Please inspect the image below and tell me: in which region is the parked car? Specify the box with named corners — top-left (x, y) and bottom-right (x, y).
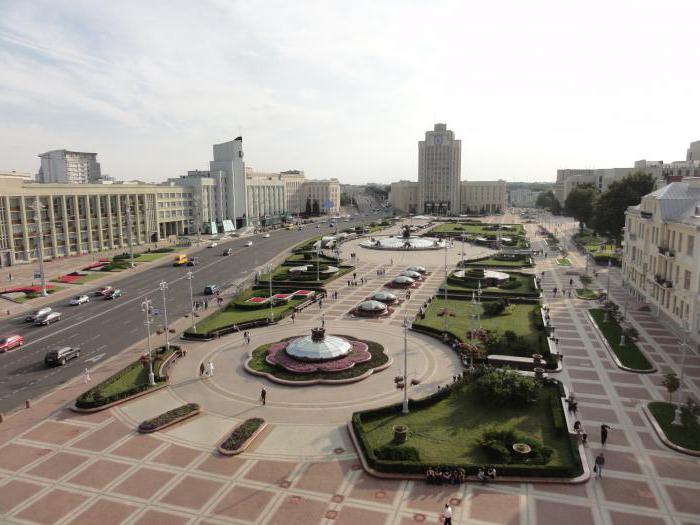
top-left (244, 241), bottom-right (253, 247)
top-left (0, 335), bottom-right (24, 352)
top-left (204, 284), bottom-right (219, 295)
top-left (44, 346), bottom-right (80, 366)
top-left (35, 311), bottom-right (62, 326)
top-left (25, 307), bottom-right (52, 323)
top-left (207, 242), bottom-right (218, 248)
top-left (223, 248), bottom-right (233, 256)
top-left (186, 257), bottom-right (200, 266)
top-left (69, 295), bottom-right (90, 306)
top-left (104, 289), bottom-right (122, 300)
top-left (95, 286), bottom-right (113, 296)
top-left (263, 233), bottom-right (270, 238)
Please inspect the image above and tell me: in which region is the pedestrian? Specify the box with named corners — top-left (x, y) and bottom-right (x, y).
top-left (83, 367), bottom-right (91, 384)
top-left (200, 362), bottom-right (206, 376)
top-left (353, 272), bottom-right (357, 280)
top-left (594, 453), bottom-right (605, 479)
top-left (443, 503), bottom-right (452, 525)
top-left (321, 314), bottom-right (325, 328)
top-left (291, 312), bottom-right (296, 324)
top-left (260, 387), bottom-right (267, 405)
top-left (7, 272), bottom-right (11, 281)
top-left (569, 278), bottom-right (573, 286)
top-left (319, 298), bottom-right (323, 309)
top-left (204, 300), bottom-right (208, 310)
top-left (208, 361), bottom-right (215, 377)
top-left (600, 424), bottom-right (612, 446)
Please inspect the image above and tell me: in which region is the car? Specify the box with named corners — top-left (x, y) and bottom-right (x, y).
top-left (204, 284), bottom-right (219, 295)
top-left (316, 225), bottom-right (321, 229)
top-left (244, 241), bottom-right (253, 247)
top-left (69, 295), bottom-right (90, 306)
top-left (25, 307), bottom-right (52, 323)
top-left (34, 311), bottom-right (62, 326)
top-left (95, 286), bottom-right (113, 296)
top-left (186, 257), bottom-right (200, 266)
top-left (0, 335), bottom-right (24, 353)
top-left (44, 346), bottom-right (80, 367)
top-left (263, 233), bottom-right (270, 238)
top-left (223, 248), bottom-right (233, 256)
top-left (104, 289), bottom-right (122, 299)
top-left (207, 242), bottom-right (218, 248)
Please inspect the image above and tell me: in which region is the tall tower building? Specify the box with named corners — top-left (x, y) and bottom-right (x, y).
top-left (210, 137), bottom-right (246, 227)
top-left (37, 149), bottom-right (101, 184)
top-left (418, 123), bottom-right (461, 215)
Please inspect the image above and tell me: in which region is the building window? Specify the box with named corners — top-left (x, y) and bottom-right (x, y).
top-left (684, 270), bottom-right (691, 290)
top-left (688, 235), bottom-right (694, 256)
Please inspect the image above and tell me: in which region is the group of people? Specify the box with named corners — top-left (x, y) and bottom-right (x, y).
top-left (193, 299), bottom-right (209, 311)
top-left (199, 361), bottom-right (215, 377)
top-left (376, 268), bottom-right (387, 276)
top-left (477, 466), bottom-right (497, 482)
top-left (425, 466), bottom-right (466, 485)
top-left (565, 393), bottom-right (579, 414)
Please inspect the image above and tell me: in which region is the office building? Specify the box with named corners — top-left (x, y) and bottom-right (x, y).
top-left (553, 167), bottom-right (633, 205)
top-left (418, 123), bottom-right (462, 215)
top-left (210, 138), bottom-right (246, 226)
top-left (623, 177), bottom-right (700, 344)
top-left (302, 179), bottom-right (341, 215)
top-left (37, 150), bottom-right (102, 184)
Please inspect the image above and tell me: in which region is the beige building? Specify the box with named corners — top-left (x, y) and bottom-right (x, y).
top-left (553, 167), bottom-right (633, 206)
top-left (0, 174), bottom-right (194, 266)
top-left (302, 179), bottom-right (341, 214)
top-left (389, 181), bottom-right (420, 214)
top-left (623, 178), bottom-right (700, 343)
top-left (418, 123), bottom-right (461, 215)
top-left (37, 150), bottom-right (102, 184)
top-left (389, 180), bottom-right (506, 215)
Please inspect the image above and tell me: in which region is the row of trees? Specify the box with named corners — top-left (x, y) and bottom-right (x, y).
top-left (537, 172), bottom-right (656, 241)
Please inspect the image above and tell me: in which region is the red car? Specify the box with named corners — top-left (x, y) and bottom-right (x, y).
top-left (0, 335), bottom-right (24, 353)
top-left (95, 286), bottom-right (113, 297)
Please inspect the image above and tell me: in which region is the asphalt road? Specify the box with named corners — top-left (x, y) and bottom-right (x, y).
top-left (0, 213), bottom-right (391, 413)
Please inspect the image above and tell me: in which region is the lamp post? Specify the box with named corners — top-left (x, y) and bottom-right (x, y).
top-left (29, 201), bottom-right (48, 296)
top-left (477, 280), bottom-right (482, 329)
top-left (316, 242), bottom-right (321, 282)
top-left (141, 298), bottom-right (156, 386)
top-left (443, 240), bottom-right (449, 334)
top-left (460, 234), bottom-right (465, 265)
top-left (672, 321), bottom-right (690, 425)
top-left (159, 280), bottom-right (170, 350)
top-left (268, 264), bottom-right (274, 323)
top-left (619, 277), bottom-right (630, 346)
top-left (605, 258), bottom-right (612, 322)
top-left (186, 270), bottom-right (196, 333)
top-left (402, 315), bottom-right (410, 414)
top-left (125, 201), bottom-right (135, 268)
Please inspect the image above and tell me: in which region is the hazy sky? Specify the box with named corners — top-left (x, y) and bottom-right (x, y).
top-left (1, 0), bottom-right (698, 184)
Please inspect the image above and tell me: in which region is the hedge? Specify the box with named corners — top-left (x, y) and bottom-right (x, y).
top-left (220, 418), bottom-right (265, 451)
top-left (550, 392), bottom-right (566, 437)
top-left (138, 403), bottom-right (199, 432)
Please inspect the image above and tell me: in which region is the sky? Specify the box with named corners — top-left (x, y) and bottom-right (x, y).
top-left (1, 0), bottom-right (699, 185)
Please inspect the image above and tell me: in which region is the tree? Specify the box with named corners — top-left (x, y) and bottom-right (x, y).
top-left (564, 186), bottom-right (598, 231)
top-left (312, 199), bottom-right (320, 215)
top-left (592, 172), bottom-right (656, 241)
top-left (305, 197), bottom-right (312, 215)
top-left (661, 372), bottom-right (680, 402)
top-left (535, 191), bottom-right (562, 215)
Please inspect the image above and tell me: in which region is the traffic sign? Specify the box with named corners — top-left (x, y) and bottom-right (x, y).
top-left (33, 271), bottom-right (41, 279)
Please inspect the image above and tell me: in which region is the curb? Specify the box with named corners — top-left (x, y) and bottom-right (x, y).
top-left (243, 357), bottom-right (393, 386)
top-left (586, 311), bottom-right (656, 374)
top-left (217, 421), bottom-right (268, 456)
top-left (642, 404), bottom-right (700, 457)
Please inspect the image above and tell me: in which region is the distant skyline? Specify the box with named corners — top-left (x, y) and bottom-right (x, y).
top-left (1, 0), bottom-right (698, 184)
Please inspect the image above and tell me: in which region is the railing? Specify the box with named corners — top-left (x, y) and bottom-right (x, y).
top-left (658, 246), bottom-right (675, 258)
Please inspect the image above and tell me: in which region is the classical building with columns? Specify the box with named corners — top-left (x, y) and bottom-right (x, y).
top-left (0, 173), bottom-right (194, 267)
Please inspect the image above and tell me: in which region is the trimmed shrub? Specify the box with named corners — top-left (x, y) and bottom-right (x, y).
top-left (474, 367), bottom-right (541, 407)
top-left (374, 445), bottom-right (420, 461)
top-left (476, 424), bottom-right (553, 464)
top-left (138, 403), bottom-right (199, 432)
top-left (550, 393), bottom-right (566, 437)
top-left (482, 299), bottom-right (506, 317)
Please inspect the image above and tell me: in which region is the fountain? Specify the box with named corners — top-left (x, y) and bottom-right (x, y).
top-left (360, 224), bottom-right (445, 251)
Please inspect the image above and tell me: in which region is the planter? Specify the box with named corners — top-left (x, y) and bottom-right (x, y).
top-left (138, 403), bottom-right (200, 433)
top-left (533, 367), bottom-right (545, 379)
top-left (393, 425), bottom-right (408, 444)
top-left (532, 354), bottom-right (543, 365)
top-left (218, 418), bottom-right (267, 456)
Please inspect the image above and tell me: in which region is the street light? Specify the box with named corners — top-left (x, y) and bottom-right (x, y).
top-left (619, 277), bottom-right (630, 346)
top-left (185, 270), bottom-right (196, 333)
top-left (267, 264), bottom-right (274, 323)
top-left (141, 298), bottom-right (156, 386)
top-left (29, 201), bottom-right (48, 296)
top-left (402, 315), bottom-right (410, 414)
top-left (672, 321), bottom-right (690, 426)
top-left (460, 234), bottom-right (465, 266)
top-left (443, 240), bottom-right (449, 335)
top-left (316, 241), bottom-right (321, 282)
top-left (159, 280), bottom-right (170, 350)
top-left (125, 202), bottom-right (135, 268)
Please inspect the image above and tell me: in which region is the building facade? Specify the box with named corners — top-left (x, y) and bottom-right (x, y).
top-left (389, 181), bottom-right (420, 214)
top-left (418, 123), bottom-right (462, 215)
top-left (37, 150), bottom-right (102, 184)
top-left (553, 167), bottom-right (633, 205)
top-left (210, 138), bottom-right (246, 226)
top-left (302, 179), bottom-right (341, 214)
top-left (460, 181), bottom-right (506, 214)
top-left (623, 178), bottom-right (700, 344)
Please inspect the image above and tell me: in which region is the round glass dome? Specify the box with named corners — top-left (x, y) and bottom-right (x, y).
top-left (407, 265), bottom-right (426, 273)
top-left (357, 300), bottom-right (388, 312)
top-left (392, 275), bottom-right (415, 285)
top-left (372, 290), bottom-right (397, 303)
top-left (285, 331), bottom-right (353, 361)
top-left (400, 270), bottom-right (422, 279)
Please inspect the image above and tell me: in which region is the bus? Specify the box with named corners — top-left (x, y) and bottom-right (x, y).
top-left (173, 254), bottom-right (188, 266)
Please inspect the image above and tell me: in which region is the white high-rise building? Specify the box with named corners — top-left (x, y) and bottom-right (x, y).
top-left (210, 138), bottom-right (246, 226)
top-left (37, 150), bottom-right (101, 184)
top-left (418, 123), bottom-right (461, 215)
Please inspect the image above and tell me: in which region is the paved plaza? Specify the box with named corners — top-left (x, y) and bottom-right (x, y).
top-left (0, 217), bottom-right (698, 525)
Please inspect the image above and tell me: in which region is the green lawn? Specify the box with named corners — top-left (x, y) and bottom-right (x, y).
top-left (462, 256), bottom-right (533, 268)
top-left (444, 272), bottom-right (539, 297)
top-left (133, 252), bottom-right (171, 262)
top-left (556, 258), bottom-right (572, 266)
top-left (357, 382), bottom-right (576, 468)
top-left (575, 288), bottom-right (600, 300)
top-left (432, 222), bottom-right (525, 236)
top-left (260, 264), bottom-right (353, 284)
top-left (413, 299), bottom-right (542, 348)
top-left (191, 291), bottom-right (305, 335)
top-left (647, 402), bottom-right (700, 452)
top-left (589, 309), bottom-right (654, 371)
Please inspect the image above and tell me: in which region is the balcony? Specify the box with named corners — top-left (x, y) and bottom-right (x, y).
top-left (658, 246), bottom-right (675, 258)
top-left (654, 274), bottom-right (673, 288)
top-left (640, 211), bottom-right (653, 219)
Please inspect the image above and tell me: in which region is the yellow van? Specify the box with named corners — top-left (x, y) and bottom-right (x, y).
top-left (173, 254), bottom-right (188, 266)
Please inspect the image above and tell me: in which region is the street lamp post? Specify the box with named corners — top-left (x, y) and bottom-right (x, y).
top-left (268, 264), bottom-right (274, 323)
top-left (186, 270), bottom-right (196, 333)
top-left (402, 316), bottom-right (410, 414)
top-left (126, 202), bottom-right (135, 268)
top-left (443, 240), bottom-right (449, 334)
top-left (316, 242), bottom-right (321, 282)
top-left (141, 298), bottom-right (156, 386)
top-left (619, 277), bottom-right (630, 346)
top-left (159, 280), bottom-right (170, 350)
top-left (30, 202), bottom-right (48, 296)
top-left (460, 234), bottom-right (465, 265)
top-left (672, 321), bottom-right (690, 425)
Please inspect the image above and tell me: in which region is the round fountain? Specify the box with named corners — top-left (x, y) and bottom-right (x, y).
top-left (360, 225), bottom-right (446, 251)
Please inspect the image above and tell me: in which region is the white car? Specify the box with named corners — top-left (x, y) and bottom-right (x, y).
top-left (207, 242), bottom-right (218, 248)
top-left (69, 295), bottom-right (89, 306)
top-left (245, 241), bottom-right (253, 247)
top-left (263, 233), bottom-right (270, 238)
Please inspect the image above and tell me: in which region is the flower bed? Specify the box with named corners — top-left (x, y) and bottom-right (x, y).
top-left (1, 284), bottom-right (56, 294)
top-left (56, 272), bottom-right (87, 283)
top-left (272, 293), bottom-right (291, 302)
top-left (82, 262), bottom-right (104, 270)
top-left (219, 418), bottom-right (266, 454)
top-left (265, 339), bottom-right (372, 373)
top-left (138, 403), bottom-right (200, 433)
top-left (293, 290), bottom-right (315, 298)
top-left (246, 296), bottom-right (269, 304)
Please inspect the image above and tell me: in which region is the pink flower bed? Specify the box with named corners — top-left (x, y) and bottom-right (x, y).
top-left (265, 339), bottom-right (371, 374)
top-left (272, 293), bottom-right (291, 302)
top-left (0, 284), bottom-right (55, 294)
top-left (83, 262), bottom-right (104, 270)
top-left (56, 272), bottom-right (87, 284)
top-left (293, 290), bottom-right (315, 298)
top-left (246, 296), bottom-right (269, 304)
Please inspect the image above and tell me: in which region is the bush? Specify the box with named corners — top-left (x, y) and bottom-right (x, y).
top-left (476, 424), bottom-right (553, 464)
top-left (220, 418), bottom-right (265, 451)
top-left (497, 279), bottom-right (520, 290)
top-left (550, 393), bottom-right (566, 437)
top-left (482, 300), bottom-right (506, 316)
top-left (152, 247), bottom-right (175, 253)
top-left (138, 403), bottom-right (199, 432)
top-left (374, 445), bottom-right (420, 461)
top-left (474, 367), bottom-right (541, 407)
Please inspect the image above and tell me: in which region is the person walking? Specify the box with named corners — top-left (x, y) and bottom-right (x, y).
top-left (321, 314), bottom-right (325, 328)
top-left (594, 453), bottom-right (605, 479)
top-left (83, 367), bottom-right (91, 384)
top-left (260, 387), bottom-right (267, 405)
top-left (200, 362), bottom-right (206, 377)
top-left (443, 503), bottom-right (453, 525)
top-left (208, 361), bottom-right (215, 377)
top-left (600, 424), bottom-right (613, 446)
top-left (291, 312), bottom-right (296, 324)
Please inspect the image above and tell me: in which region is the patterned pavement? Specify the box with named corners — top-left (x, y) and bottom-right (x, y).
top-left (0, 218), bottom-right (698, 525)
